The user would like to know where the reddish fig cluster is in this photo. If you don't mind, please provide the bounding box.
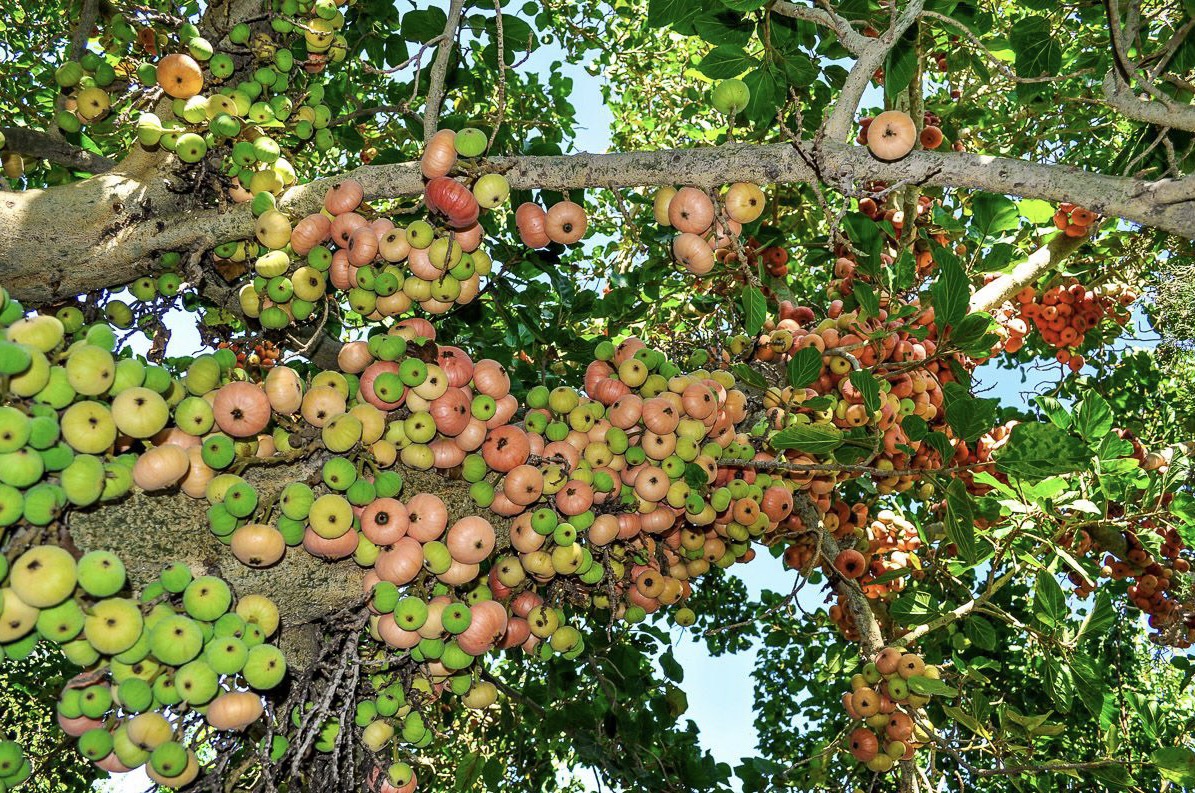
[1052,202,1098,237]
[997,278,1133,366]
[843,647,942,773]
[215,339,280,371]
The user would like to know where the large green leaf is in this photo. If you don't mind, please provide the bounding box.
[697,45,759,79]
[995,422,1090,480]
[848,370,881,414]
[884,34,919,104]
[770,424,843,454]
[1010,16,1062,78]
[647,0,702,27]
[1154,747,1195,786]
[786,346,823,389]
[741,285,767,336]
[1033,571,1067,629]
[1073,393,1113,441]
[1080,587,1113,644]
[942,382,998,443]
[742,64,782,124]
[401,7,448,42]
[971,192,1020,239]
[719,0,769,9]
[931,251,969,328]
[945,479,977,563]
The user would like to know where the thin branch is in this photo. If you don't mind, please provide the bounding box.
[487,0,509,151]
[422,0,467,143]
[920,11,1091,84]
[70,0,100,60]
[770,0,869,55]
[823,0,926,142]
[0,126,116,173]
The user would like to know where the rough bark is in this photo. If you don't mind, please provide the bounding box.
[0,127,115,173]
[1102,70,1195,133]
[3,140,1194,305]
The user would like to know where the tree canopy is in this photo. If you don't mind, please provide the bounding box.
[1,0,1195,791]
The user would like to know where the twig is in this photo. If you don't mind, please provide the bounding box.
[422,0,468,142]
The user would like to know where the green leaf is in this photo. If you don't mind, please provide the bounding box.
[1073,393,1113,441]
[1034,395,1071,429]
[730,363,768,390]
[902,415,929,442]
[1043,656,1075,712]
[942,705,989,737]
[647,0,701,27]
[931,252,969,328]
[965,615,998,651]
[950,312,998,356]
[889,591,938,625]
[401,8,447,42]
[770,424,844,454]
[942,382,998,443]
[778,50,817,86]
[787,347,823,389]
[742,64,782,124]
[971,192,1021,239]
[853,282,880,319]
[884,34,919,104]
[660,648,685,683]
[742,285,766,336]
[453,751,485,792]
[1153,747,1195,785]
[719,0,769,9]
[1033,571,1067,628]
[1080,587,1113,644]
[908,675,958,697]
[1018,198,1056,224]
[849,370,882,415]
[925,431,955,463]
[684,462,710,490]
[697,45,760,79]
[1010,16,1062,79]
[694,13,755,46]
[945,479,977,563]
[995,422,1090,480]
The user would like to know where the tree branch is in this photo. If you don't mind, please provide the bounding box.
[70,0,100,60]
[822,0,926,142]
[422,0,467,143]
[968,231,1090,314]
[1102,70,1195,132]
[769,0,869,55]
[0,127,116,173]
[5,140,1195,305]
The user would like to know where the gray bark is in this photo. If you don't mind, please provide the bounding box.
[2,140,1194,306]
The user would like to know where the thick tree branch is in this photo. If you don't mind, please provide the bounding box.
[0,127,116,173]
[968,232,1090,314]
[823,0,925,142]
[422,0,467,142]
[1102,70,1195,132]
[4,141,1195,305]
[769,0,868,55]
